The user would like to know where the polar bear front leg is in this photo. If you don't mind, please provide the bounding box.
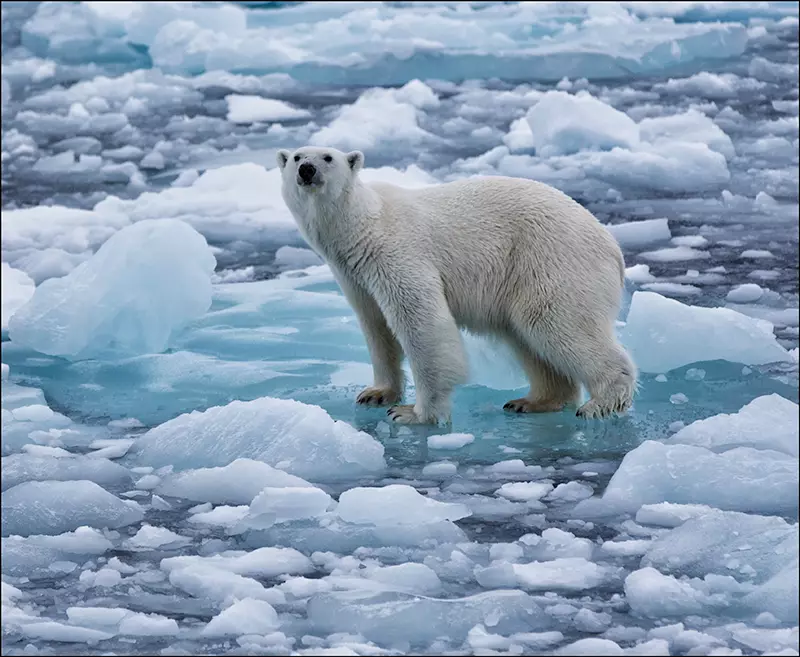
[335,272,404,406]
[380,280,468,424]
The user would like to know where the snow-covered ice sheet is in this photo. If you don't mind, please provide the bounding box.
[1,1,798,655]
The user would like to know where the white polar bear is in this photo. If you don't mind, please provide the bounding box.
[278,146,637,425]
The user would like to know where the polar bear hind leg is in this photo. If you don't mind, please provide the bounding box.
[503,337,581,412]
[515,317,636,419]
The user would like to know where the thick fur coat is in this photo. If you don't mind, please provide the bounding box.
[278,146,636,424]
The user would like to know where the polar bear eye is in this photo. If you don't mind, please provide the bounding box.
[323,154,333,163]
[293,155,300,162]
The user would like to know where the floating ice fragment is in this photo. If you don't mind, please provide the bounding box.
[513,558,611,592]
[367,563,443,595]
[496,482,553,502]
[8,219,216,360]
[639,246,710,262]
[167,565,283,607]
[607,218,670,249]
[547,481,593,502]
[118,612,179,636]
[136,397,385,480]
[427,432,475,450]
[21,621,114,643]
[306,589,546,646]
[624,567,728,618]
[157,458,313,505]
[667,394,799,457]
[2,480,144,537]
[575,440,797,516]
[526,90,640,156]
[124,524,191,551]
[310,80,437,151]
[243,486,333,527]
[635,502,715,528]
[726,283,764,303]
[226,94,311,124]
[1,454,133,491]
[202,598,279,636]
[556,638,623,655]
[161,546,313,580]
[335,484,471,526]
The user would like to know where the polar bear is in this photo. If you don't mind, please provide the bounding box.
[277,146,636,425]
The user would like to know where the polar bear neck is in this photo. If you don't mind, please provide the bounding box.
[293,179,382,262]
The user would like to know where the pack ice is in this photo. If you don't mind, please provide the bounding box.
[1,0,799,655]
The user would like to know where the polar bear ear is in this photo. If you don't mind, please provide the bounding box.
[276,149,291,169]
[346,151,364,173]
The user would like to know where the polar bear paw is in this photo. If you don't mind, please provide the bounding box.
[503,397,566,413]
[387,404,422,424]
[356,386,400,407]
[576,395,631,419]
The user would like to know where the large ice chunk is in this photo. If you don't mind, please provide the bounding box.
[638,110,735,160]
[575,440,798,516]
[2,527,114,579]
[8,219,216,360]
[1,262,35,332]
[306,589,547,646]
[310,80,437,151]
[135,397,385,481]
[2,480,144,537]
[245,514,468,554]
[201,598,279,637]
[606,218,671,250]
[641,510,797,584]
[513,558,612,592]
[666,394,799,457]
[620,291,791,373]
[526,90,640,156]
[335,484,471,526]
[1,454,133,491]
[244,486,333,527]
[624,567,729,618]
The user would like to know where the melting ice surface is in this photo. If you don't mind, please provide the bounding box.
[1,1,799,655]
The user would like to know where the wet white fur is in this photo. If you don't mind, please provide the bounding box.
[278,146,637,424]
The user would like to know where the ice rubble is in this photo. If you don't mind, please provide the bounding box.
[575,394,799,517]
[506,90,734,194]
[1,2,799,654]
[8,219,216,360]
[135,397,386,481]
[19,2,750,84]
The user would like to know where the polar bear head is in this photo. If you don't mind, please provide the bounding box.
[277,146,364,200]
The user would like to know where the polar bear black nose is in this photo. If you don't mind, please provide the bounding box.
[298,162,316,182]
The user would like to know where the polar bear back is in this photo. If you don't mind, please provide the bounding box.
[366,176,624,331]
